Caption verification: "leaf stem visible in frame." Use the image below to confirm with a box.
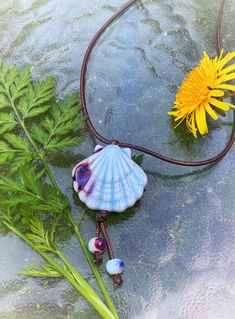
[3,221,116,319]
[8,95,59,192]
[50,214,61,242]
[54,245,103,299]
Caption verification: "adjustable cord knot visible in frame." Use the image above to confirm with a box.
[111,139,119,145]
[96,211,109,223]
[113,274,123,289]
[94,252,103,266]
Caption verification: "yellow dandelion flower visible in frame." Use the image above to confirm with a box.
[168,50,235,138]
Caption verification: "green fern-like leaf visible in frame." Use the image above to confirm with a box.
[31,123,48,145]
[19,77,54,119]
[0,113,17,134]
[1,133,36,171]
[9,65,31,101]
[9,153,37,173]
[0,61,31,109]
[28,215,46,238]
[0,94,11,109]
[132,154,144,166]
[0,141,15,164]
[0,139,36,171]
[31,92,84,153]
[4,133,31,151]
[26,215,54,251]
[45,136,84,152]
[43,183,69,212]
[0,168,69,213]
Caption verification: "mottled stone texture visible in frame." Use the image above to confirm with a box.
[0,0,235,318]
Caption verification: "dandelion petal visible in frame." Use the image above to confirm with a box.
[205,103,218,120]
[196,104,208,135]
[210,98,230,111]
[209,90,224,97]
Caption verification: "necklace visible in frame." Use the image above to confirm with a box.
[73,0,235,288]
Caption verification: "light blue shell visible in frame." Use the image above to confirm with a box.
[72,144,147,213]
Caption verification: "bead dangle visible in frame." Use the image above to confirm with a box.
[72,143,147,287]
[93,210,124,288]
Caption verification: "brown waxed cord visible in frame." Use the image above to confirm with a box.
[94,216,103,266]
[95,211,123,287]
[98,213,114,260]
[80,0,235,166]
[95,221,100,238]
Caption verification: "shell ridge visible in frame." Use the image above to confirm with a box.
[115,149,132,180]
[117,154,145,189]
[100,170,109,210]
[111,156,123,211]
[120,177,129,211]
[121,150,135,172]
[110,174,115,211]
[104,148,117,183]
[127,155,147,186]
[118,150,138,179]
[127,173,138,200]
[113,150,127,182]
[121,147,131,158]
[126,173,138,206]
[132,164,146,186]
[91,148,119,183]
[113,151,124,182]
[89,150,107,173]
[111,151,131,211]
[101,153,114,210]
[128,174,144,200]
[91,153,110,182]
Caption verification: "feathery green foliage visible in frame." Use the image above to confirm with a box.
[0,60,119,319]
[31,92,84,153]
[132,154,144,166]
[20,263,62,278]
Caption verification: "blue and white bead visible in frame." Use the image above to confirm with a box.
[106,258,125,275]
[88,237,106,253]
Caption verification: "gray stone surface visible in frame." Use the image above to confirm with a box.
[0,0,235,318]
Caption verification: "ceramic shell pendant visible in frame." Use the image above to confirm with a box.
[72,144,147,287]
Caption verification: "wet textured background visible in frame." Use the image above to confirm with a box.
[0,0,235,318]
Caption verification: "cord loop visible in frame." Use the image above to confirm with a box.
[80,0,235,167]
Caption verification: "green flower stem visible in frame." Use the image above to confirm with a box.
[8,90,119,317]
[54,246,104,298]
[3,221,116,319]
[67,214,119,319]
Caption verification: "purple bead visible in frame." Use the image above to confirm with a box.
[88,237,106,253]
[75,163,91,191]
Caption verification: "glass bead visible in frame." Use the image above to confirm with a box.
[106,258,125,275]
[88,237,106,253]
